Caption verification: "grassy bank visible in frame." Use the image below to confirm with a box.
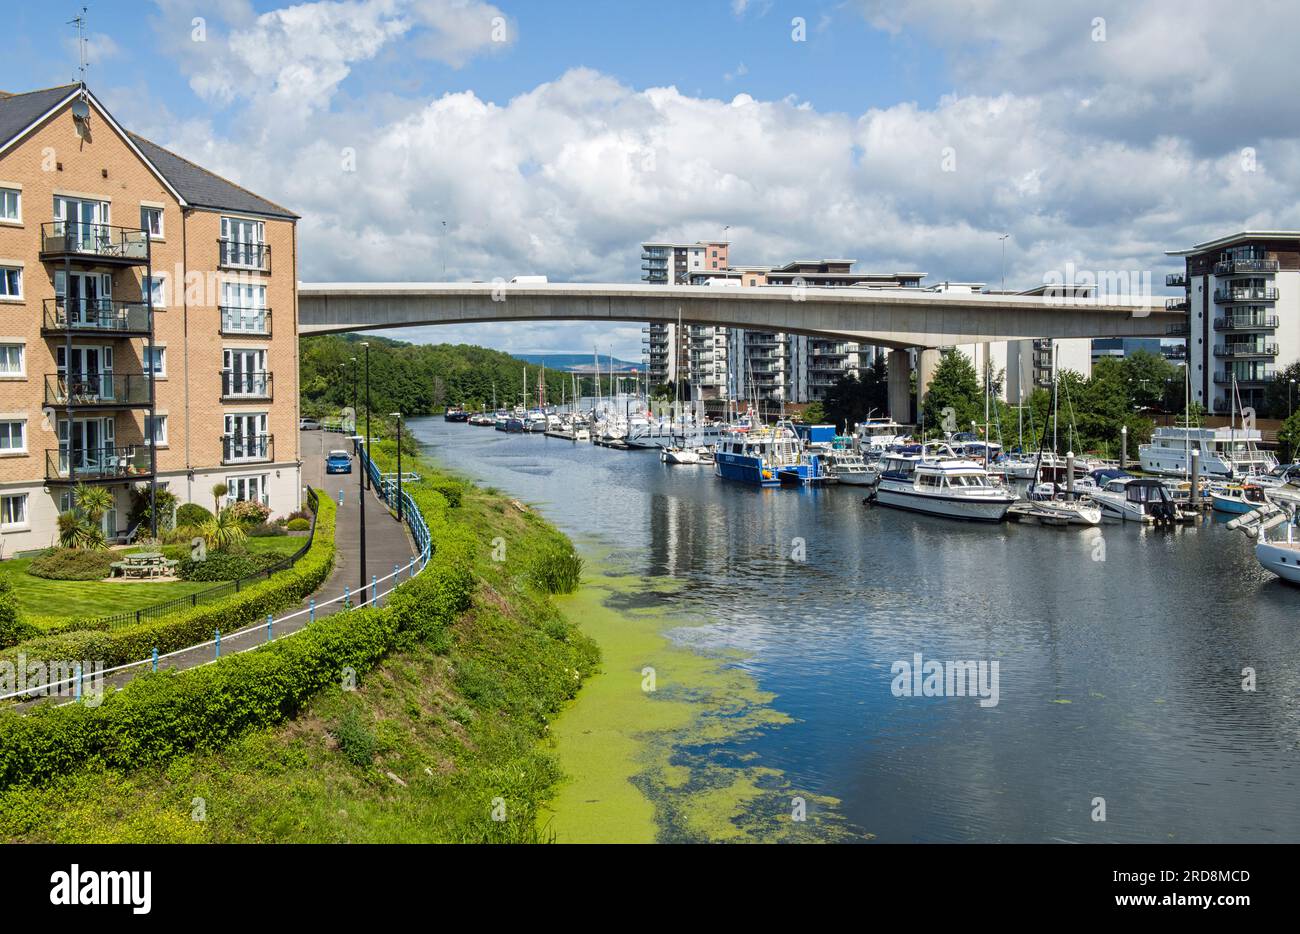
[0,455,598,843]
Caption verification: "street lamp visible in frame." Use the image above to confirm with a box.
[390,412,403,523]
[360,342,370,491]
[1290,378,1296,418]
[351,432,367,606]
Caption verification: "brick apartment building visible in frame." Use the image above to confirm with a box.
[0,84,300,554]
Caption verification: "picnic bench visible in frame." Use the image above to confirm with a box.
[111,551,179,579]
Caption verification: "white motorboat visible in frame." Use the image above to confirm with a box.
[853,418,912,456]
[1226,502,1300,585]
[872,443,1016,522]
[1090,477,1189,523]
[825,449,877,486]
[1020,488,1103,526]
[662,445,712,465]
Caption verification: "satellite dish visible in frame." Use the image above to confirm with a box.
[71,99,90,121]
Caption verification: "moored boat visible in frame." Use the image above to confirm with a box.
[871,443,1016,522]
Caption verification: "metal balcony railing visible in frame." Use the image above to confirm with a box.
[45,445,152,482]
[45,372,153,407]
[1165,298,1189,311]
[221,370,273,400]
[1166,273,1187,288]
[1213,371,1275,385]
[1214,286,1278,303]
[1214,259,1279,276]
[219,306,272,336]
[1214,343,1279,358]
[42,298,152,334]
[218,239,271,272]
[1214,315,1279,330]
[222,434,274,464]
[1166,322,1189,336]
[40,222,150,264]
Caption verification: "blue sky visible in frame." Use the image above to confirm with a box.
[3,1,1296,359]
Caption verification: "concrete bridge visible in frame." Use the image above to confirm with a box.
[296,281,1178,418]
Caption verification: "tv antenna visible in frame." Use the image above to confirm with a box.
[69,7,90,85]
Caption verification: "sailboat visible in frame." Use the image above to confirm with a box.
[1015,347,1102,526]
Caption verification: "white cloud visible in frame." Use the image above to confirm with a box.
[131,1,1300,358]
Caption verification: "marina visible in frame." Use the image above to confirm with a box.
[411,413,1300,843]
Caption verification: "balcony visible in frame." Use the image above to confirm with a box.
[45,373,153,408]
[45,445,152,484]
[1165,298,1189,312]
[1166,273,1187,288]
[1214,259,1279,276]
[222,434,274,464]
[219,306,272,336]
[218,239,271,273]
[1166,322,1189,336]
[1214,343,1279,358]
[1214,287,1278,303]
[39,222,150,266]
[42,298,152,336]
[1214,315,1279,330]
[221,370,273,401]
[1214,370,1275,386]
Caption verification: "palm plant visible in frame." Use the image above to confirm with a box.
[73,483,113,525]
[211,482,229,514]
[201,511,247,551]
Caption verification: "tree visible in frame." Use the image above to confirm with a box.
[801,401,827,424]
[1279,410,1300,464]
[823,360,889,430]
[1118,350,1179,413]
[1263,361,1300,420]
[212,482,229,514]
[921,350,982,437]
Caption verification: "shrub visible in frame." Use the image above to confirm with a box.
[175,503,213,528]
[200,513,247,551]
[0,579,39,649]
[285,517,310,531]
[529,546,583,594]
[129,486,177,533]
[245,522,283,538]
[177,549,282,583]
[226,499,271,527]
[26,548,117,581]
[332,707,379,766]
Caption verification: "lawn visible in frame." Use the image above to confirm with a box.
[0,534,306,627]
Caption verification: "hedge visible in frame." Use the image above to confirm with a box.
[0,489,475,790]
[0,493,337,672]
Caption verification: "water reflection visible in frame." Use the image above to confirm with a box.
[411,417,1300,842]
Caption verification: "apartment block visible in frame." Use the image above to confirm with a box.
[1167,231,1300,415]
[0,84,300,554]
[640,239,729,386]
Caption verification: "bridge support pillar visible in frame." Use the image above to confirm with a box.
[917,348,940,406]
[887,349,911,423]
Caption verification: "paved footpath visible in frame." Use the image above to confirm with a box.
[68,431,416,699]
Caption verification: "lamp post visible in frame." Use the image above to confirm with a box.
[350,356,358,426]
[1290,378,1296,418]
[352,431,366,605]
[361,342,371,491]
[390,412,403,522]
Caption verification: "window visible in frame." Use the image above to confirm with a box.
[144,346,166,376]
[221,282,268,333]
[0,493,26,527]
[0,266,20,298]
[144,414,167,446]
[143,276,166,307]
[220,216,266,268]
[0,420,25,452]
[227,474,268,505]
[140,205,163,238]
[0,188,18,222]
[0,344,22,376]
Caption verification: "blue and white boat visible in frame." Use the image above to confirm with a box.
[1210,484,1269,515]
[873,443,1016,522]
[714,422,824,487]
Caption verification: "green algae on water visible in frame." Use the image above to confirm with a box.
[540,545,851,843]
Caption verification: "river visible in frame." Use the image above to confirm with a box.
[409,416,1300,843]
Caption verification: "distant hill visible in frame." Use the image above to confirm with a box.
[513,353,645,372]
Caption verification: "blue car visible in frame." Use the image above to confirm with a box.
[326,449,352,474]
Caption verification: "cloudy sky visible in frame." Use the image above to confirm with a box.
[6,0,1299,359]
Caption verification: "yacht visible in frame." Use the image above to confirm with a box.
[1226,502,1300,586]
[1091,477,1189,523]
[1139,425,1277,479]
[872,443,1016,522]
[853,418,912,456]
[714,422,822,487]
[824,449,877,486]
